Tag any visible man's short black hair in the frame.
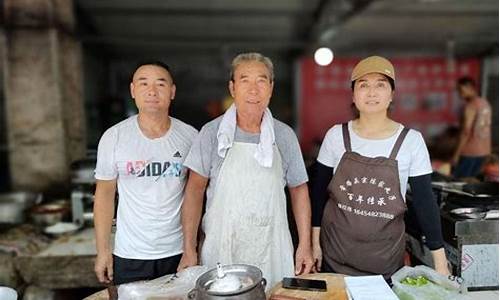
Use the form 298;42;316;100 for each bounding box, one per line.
132;60;173;82
457;76;476;88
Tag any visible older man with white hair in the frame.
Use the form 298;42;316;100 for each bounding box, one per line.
178;52;314;287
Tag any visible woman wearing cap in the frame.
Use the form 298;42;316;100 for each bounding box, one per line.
311;56;449;280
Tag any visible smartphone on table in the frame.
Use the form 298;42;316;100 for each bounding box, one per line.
282;277;327;292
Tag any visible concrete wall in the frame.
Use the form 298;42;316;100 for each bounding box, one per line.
2;0;86;192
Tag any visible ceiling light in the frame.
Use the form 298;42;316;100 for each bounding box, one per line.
314;47;334;66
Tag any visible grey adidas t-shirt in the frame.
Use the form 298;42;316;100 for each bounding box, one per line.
184;116;308;208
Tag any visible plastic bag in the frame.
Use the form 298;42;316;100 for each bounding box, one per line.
118;265;209;300
391;265;468;300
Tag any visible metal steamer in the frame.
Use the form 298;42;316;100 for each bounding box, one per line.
188;264;267;300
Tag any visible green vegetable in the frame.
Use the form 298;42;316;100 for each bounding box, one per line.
401;275;430;286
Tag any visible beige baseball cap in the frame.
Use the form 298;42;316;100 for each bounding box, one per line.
351;56;395;82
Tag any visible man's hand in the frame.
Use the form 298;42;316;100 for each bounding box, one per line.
95;250;113;284
177;250;198;272
294;243;314;275
93;179;116;285
312;241;323;273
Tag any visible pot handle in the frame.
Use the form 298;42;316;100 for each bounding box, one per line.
187;288;197;299
260;278;267;289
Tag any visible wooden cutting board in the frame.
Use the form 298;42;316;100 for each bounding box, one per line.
268;273;348;300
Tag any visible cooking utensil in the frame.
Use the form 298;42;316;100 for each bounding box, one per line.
0;200;25;224
83;211;94;226
70;158;96;184
0;286;17;300
450;207;487;219
44;222;80;236
30;203;68;226
188;264;266;300
462;182;498;197
208;263;242;293
484;210;499;219
0;192;41;225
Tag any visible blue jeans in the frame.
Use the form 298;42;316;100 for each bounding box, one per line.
453;156;486;178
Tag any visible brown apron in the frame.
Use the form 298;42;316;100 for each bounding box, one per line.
320;123;410;279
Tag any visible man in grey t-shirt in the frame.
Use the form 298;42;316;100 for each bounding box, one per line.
177;52;313;287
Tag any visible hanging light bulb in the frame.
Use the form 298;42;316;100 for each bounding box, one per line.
314;47;334;66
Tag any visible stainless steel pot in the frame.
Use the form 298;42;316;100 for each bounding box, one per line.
0;199;25;224
30;203;68;226
0;192;41;225
450;207;487;219
70;158;96;184
188;264;266;300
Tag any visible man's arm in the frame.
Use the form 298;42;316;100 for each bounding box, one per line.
93;179;117;284
288;183;314;275
452;104;477;164
177;170;208;271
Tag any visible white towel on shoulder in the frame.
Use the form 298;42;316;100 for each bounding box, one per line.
217;104;275;168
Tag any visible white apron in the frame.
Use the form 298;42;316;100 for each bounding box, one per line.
200;142;295;289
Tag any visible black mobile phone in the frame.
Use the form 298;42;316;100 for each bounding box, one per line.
282;277;327;292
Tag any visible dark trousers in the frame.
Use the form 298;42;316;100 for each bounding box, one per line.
453;155;486;178
113;253;182;285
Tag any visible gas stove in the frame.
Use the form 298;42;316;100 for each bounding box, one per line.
405;181;498;291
